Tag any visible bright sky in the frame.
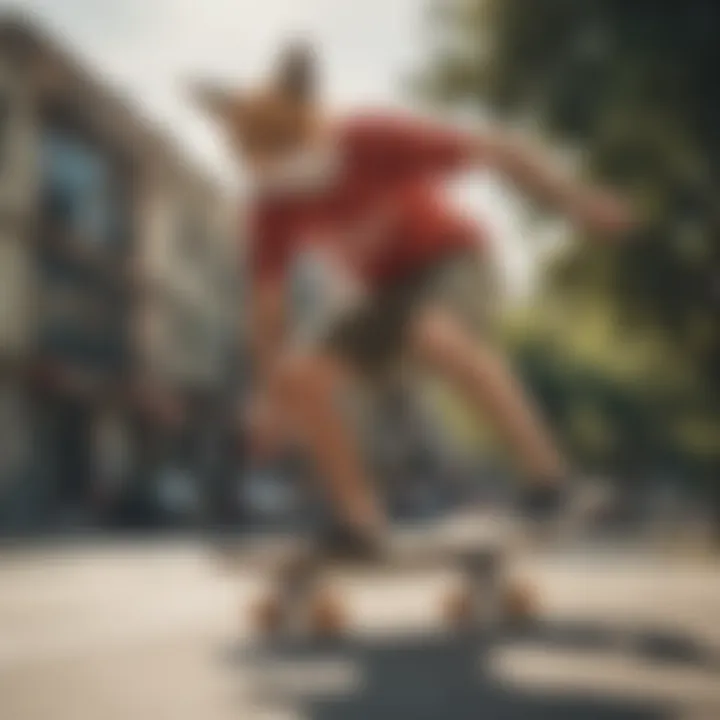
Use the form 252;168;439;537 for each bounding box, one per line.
14;0;551;298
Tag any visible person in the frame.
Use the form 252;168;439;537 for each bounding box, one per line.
189;42;635;557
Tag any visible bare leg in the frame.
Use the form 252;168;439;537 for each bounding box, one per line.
410;308;568;484
270;350;385;532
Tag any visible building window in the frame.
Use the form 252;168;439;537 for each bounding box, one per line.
177;209;208;268
0;95;9;172
0;381;31;484
40;127;125;248
39;257;125;370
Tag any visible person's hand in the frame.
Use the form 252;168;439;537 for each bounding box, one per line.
574;190;637;238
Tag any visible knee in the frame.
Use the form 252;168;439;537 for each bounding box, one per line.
270;351;338;408
410;309;492;382
408;309;461;368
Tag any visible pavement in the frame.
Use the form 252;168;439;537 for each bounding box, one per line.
0;538;719;720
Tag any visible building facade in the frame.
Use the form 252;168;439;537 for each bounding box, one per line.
0;16;240;533
133;148;240;527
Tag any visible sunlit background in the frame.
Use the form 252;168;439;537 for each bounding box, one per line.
0;1;718;718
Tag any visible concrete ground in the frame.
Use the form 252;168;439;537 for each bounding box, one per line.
0;539;719;720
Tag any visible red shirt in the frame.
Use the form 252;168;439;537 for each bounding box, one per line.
249;112;482;287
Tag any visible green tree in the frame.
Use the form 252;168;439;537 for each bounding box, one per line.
412;0;720;487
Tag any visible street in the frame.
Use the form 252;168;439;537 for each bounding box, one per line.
0;540;719;720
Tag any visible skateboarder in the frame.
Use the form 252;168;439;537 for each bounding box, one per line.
190;42;635;556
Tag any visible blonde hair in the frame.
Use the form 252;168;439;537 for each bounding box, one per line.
274;40;318;103
227;41;322;159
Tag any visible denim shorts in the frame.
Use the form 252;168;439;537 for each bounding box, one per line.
325;251;497;377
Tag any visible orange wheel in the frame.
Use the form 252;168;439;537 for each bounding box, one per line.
250;594;284;635
442;583;476;628
309;589;346;637
503;578;538;623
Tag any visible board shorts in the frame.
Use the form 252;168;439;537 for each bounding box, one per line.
324;251;498;379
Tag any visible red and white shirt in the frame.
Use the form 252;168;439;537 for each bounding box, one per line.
248;112;485;288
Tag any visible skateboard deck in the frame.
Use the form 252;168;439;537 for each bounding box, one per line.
227;511;538;638
231;512;513;568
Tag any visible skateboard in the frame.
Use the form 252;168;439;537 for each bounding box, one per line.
237;512;538;639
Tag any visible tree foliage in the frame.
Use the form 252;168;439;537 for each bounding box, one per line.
412;0;720;481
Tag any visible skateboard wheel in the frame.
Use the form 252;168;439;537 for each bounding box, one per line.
251;594;284;635
309;590;346;637
502;579;537;623
442;583;476;628
279;552;316;590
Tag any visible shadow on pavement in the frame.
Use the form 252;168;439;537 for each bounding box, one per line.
219;617;712;720
506;618;720;670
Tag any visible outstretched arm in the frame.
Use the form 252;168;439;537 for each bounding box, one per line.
478;130;634;236
244;213;288;459
246;203;290;391
350;113;634;237
243;273;288;459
